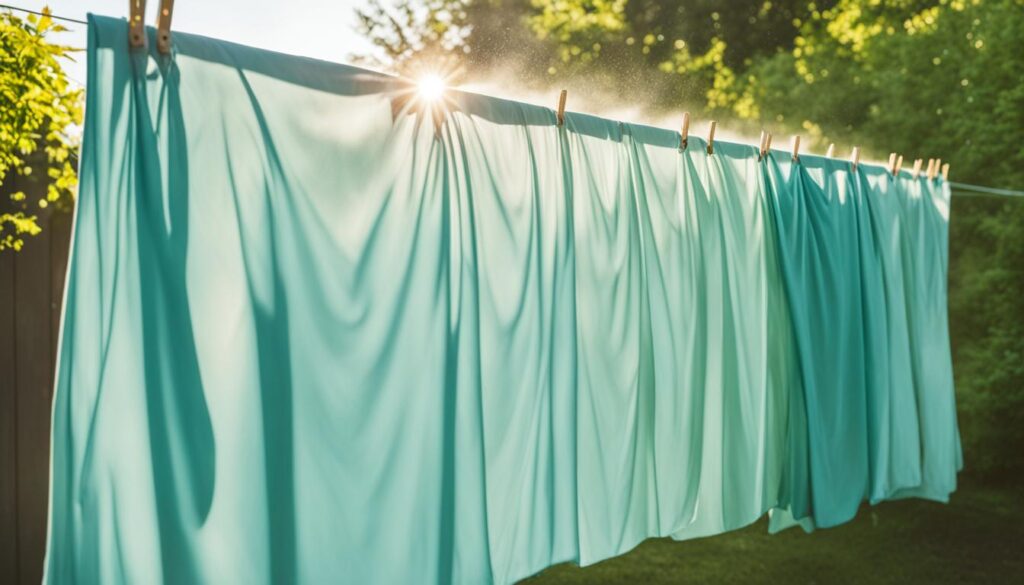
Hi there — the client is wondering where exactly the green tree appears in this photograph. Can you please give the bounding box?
[353,1,839,113]
[353,0,472,77]
[528,1,837,104]
[0,7,82,252]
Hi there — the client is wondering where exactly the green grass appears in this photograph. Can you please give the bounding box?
[525,480,1024,584]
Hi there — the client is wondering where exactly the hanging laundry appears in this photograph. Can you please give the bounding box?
[45,15,961,585]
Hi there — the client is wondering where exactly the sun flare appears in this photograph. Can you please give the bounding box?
[418,74,447,101]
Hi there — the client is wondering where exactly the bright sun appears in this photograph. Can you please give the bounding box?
[418,74,447,101]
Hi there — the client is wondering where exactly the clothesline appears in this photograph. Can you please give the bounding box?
[2,2,1022,200]
[949,182,1024,198]
[0,3,87,25]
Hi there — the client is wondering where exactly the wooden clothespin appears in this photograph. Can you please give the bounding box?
[758,130,766,159]
[129,0,146,48]
[851,146,861,171]
[706,121,717,155]
[912,159,923,179]
[941,163,950,181]
[926,158,936,180]
[826,143,835,158]
[680,112,690,150]
[556,89,567,126]
[156,0,175,55]
[934,158,942,180]
[888,153,898,175]
[765,132,773,155]
[894,155,904,176]
[792,136,801,162]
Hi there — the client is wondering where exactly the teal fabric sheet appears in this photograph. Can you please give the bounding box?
[45,15,961,584]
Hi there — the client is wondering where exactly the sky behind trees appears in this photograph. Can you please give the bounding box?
[12,0,374,85]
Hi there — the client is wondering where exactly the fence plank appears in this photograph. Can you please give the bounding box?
[0,240,18,584]
[14,210,54,585]
[50,210,72,393]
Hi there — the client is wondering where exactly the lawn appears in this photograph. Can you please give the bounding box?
[527,479,1023,584]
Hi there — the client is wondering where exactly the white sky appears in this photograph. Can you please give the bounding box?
[10,1,374,86]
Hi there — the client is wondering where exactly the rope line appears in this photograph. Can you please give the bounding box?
[0,3,88,25]
[3,4,1023,200]
[949,182,1024,198]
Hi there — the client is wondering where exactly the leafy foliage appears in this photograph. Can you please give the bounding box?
[0,7,82,252]
[353,0,472,76]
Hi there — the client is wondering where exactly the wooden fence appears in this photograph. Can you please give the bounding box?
[1,170,73,585]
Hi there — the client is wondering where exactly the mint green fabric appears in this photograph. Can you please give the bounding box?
[46,15,960,584]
